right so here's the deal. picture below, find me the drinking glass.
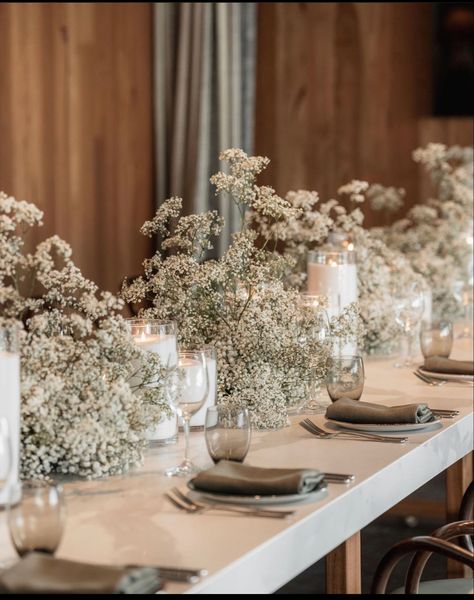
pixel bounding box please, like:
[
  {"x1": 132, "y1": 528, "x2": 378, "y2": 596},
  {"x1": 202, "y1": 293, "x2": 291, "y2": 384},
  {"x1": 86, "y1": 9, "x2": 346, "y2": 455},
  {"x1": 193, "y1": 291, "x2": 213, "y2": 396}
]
[
  {"x1": 204, "y1": 406, "x2": 251, "y2": 464},
  {"x1": 420, "y1": 320, "x2": 453, "y2": 359},
  {"x1": 165, "y1": 350, "x2": 209, "y2": 477},
  {"x1": 392, "y1": 282, "x2": 425, "y2": 368},
  {"x1": 0, "y1": 418, "x2": 12, "y2": 494},
  {"x1": 7, "y1": 481, "x2": 66, "y2": 557},
  {"x1": 326, "y1": 355, "x2": 365, "y2": 403},
  {"x1": 452, "y1": 279, "x2": 473, "y2": 339}
]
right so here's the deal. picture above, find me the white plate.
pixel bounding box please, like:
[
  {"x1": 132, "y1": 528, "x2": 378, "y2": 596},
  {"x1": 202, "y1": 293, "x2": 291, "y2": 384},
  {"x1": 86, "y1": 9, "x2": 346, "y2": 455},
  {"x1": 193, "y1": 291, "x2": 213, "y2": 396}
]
[
  {"x1": 187, "y1": 480, "x2": 328, "y2": 506},
  {"x1": 326, "y1": 417, "x2": 441, "y2": 433},
  {"x1": 418, "y1": 367, "x2": 474, "y2": 383}
]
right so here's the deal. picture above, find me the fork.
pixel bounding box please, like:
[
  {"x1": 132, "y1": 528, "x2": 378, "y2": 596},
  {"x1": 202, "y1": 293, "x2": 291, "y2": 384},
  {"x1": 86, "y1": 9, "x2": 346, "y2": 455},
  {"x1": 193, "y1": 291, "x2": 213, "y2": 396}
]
[
  {"x1": 413, "y1": 370, "x2": 446, "y2": 386},
  {"x1": 300, "y1": 418, "x2": 408, "y2": 444},
  {"x1": 167, "y1": 488, "x2": 295, "y2": 519},
  {"x1": 415, "y1": 370, "x2": 473, "y2": 386}
]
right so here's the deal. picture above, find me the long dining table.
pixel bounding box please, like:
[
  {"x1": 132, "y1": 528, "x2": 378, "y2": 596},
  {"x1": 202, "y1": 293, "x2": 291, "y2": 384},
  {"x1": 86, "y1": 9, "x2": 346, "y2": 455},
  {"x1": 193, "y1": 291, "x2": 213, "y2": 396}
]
[{"x1": 0, "y1": 337, "x2": 472, "y2": 594}]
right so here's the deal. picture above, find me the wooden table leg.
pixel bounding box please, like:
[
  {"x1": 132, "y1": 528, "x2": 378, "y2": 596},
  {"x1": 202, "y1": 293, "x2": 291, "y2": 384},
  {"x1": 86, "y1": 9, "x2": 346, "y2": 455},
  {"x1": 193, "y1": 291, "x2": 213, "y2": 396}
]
[
  {"x1": 446, "y1": 453, "x2": 473, "y2": 578},
  {"x1": 326, "y1": 531, "x2": 361, "y2": 594}
]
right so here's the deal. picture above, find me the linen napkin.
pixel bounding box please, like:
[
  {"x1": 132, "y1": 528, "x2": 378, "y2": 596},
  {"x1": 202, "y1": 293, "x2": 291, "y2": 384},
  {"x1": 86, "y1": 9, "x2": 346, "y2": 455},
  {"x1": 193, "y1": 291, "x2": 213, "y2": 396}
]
[
  {"x1": 325, "y1": 397, "x2": 434, "y2": 424},
  {"x1": 191, "y1": 460, "x2": 325, "y2": 496},
  {"x1": 0, "y1": 552, "x2": 163, "y2": 594},
  {"x1": 423, "y1": 356, "x2": 474, "y2": 376}
]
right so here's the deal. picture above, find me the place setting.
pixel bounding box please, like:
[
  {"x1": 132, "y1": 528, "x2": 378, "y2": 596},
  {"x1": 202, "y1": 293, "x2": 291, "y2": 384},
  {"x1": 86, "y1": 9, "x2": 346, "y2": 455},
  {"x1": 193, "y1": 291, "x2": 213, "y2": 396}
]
[
  {"x1": 299, "y1": 352, "x2": 450, "y2": 442},
  {"x1": 414, "y1": 319, "x2": 474, "y2": 386}
]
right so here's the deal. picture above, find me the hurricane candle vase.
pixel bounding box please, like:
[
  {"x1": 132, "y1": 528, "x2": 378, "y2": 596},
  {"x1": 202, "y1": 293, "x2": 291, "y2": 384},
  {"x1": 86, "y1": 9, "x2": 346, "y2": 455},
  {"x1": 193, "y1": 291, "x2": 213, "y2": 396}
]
[
  {"x1": 307, "y1": 249, "x2": 357, "y2": 354},
  {"x1": 127, "y1": 319, "x2": 179, "y2": 445},
  {"x1": 0, "y1": 324, "x2": 20, "y2": 507}
]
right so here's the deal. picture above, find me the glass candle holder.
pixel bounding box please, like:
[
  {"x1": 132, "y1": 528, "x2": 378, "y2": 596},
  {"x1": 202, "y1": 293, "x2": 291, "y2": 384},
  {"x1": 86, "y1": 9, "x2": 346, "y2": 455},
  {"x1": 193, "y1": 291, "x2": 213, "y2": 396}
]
[
  {"x1": 0, "y1": 323, "x2": 20, "y2": 507},
  {"x1": 307, "y1": 249, "x2": 357, "y2": 309},
  {"x1": 127, "y1": 319, "x2": 179, "y2": 446}
]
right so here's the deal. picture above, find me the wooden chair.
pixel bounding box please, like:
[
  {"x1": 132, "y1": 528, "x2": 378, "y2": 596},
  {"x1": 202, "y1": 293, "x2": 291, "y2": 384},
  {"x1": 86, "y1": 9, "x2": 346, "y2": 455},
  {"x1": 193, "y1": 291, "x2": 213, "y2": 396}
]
[{"x1": 371, "y1": 482, "x2": 474, "y2": 594}]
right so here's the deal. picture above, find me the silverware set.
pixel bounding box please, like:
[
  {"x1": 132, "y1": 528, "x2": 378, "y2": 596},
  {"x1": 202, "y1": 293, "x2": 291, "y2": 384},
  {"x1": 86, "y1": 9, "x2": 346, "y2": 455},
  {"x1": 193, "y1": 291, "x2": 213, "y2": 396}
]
[
  {"x1": 299, "y1": 418, "x2": 408, "y2": 444},
  {"x1": 413, "y1": 369, "x2": 473, "y2": 387},
  {"x1": 165, "y1": 487, "x2": 295, "y2": 519}
]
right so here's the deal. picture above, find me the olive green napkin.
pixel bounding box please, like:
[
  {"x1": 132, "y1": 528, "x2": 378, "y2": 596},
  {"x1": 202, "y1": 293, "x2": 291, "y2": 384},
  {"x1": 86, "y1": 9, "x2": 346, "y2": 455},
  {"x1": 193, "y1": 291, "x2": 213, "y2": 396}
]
[
  {"x1": 0, "y1": 552, "x2": 163, "y2": 594},
  {"x1": 326, "y1": 397, "x2": 434, "y2": 424},
  {"x1": 192, "y1": 460, "x2": 325, "y2": 495},
  {"x1": 423, "y1": 356, "x2": 474, "y2": 376}
]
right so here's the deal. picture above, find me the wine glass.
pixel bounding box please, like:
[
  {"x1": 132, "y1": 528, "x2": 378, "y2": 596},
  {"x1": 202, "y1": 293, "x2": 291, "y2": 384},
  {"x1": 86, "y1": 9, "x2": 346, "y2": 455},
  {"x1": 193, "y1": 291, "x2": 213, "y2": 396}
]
[
  {"x1": 452, "y1": 279, "x2": 473, "y2": 339},
  {"x1": 326, "y1": 355, "x2": 365, "y2": 402},
  {"x1": 0, "y1": 418, "x2": 12, "y2": 495},
  {"x1": 165, "y1": 350, "x2": 209, "y2": 477},
  {"x1": 7, "y1": 481, "x2": 66, "y2": 558},
  {"x1": 204, "y1": 406, "x2": 251, "y2": 464},
  {"x1": 294, "y1": 293, "x2": 332, "y2": 414},
  {"x1": 392, "y1": 282, "x2": 425, "y2": 368}
]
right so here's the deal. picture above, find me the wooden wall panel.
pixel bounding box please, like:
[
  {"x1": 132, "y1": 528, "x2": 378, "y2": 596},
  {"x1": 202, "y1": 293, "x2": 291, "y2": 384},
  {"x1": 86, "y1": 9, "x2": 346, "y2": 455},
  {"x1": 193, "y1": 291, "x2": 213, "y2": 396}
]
[
  {"x1": 417, "y1": 117, "x2": 474, "y2": 201},
  {"x1": 255, "y1": 3, "x2": 440, "y2": 227},
  {"x1": 0, "y1": 3, "x2": 154, "y2": 292}
]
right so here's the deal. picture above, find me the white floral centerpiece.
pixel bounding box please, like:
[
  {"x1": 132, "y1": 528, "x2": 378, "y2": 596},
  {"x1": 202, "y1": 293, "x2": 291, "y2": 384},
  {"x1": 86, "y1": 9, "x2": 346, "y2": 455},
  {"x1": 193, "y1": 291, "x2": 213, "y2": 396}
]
[
  {"x1": 122, "y1": 150, "x2": 360, "y2": 429},
  {"x1": 372, "y1": 143, "x2": 474, "y2": 319},
  {"x1": 0, "y1": 193, "x2": 171, "y2": 479},
  {"x1": 248, "y1": 180, "x2": 423, "y2": 355}
]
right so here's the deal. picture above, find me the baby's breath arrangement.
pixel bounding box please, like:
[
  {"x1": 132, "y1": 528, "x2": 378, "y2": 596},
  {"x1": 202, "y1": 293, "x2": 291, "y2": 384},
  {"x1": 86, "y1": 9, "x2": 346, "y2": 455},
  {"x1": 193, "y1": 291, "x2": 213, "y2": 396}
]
[
  {"x1": 248, "y1": 180, "x2": 422, "y2": 355},
  {"x1": 373, "y1": 144, "x2": 474, "y2": 319},
  {"x1": 0, "y1": 193, "x2": 170, "y2": 479},
  {"x1": 122, "y1": 149, "x2": 353, "y2": 429}
]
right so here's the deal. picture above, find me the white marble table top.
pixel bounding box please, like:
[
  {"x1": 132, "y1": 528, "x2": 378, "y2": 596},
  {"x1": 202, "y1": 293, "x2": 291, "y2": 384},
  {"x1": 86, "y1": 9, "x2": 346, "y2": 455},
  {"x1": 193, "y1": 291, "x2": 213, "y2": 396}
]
[{"x1": 0, "y1": 339, "x2": 472, "y2": 594}]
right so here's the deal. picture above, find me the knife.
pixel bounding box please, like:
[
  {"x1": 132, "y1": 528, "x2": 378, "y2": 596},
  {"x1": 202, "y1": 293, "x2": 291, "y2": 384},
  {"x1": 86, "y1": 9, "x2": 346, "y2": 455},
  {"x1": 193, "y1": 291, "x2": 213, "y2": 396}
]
[
  {"x1": 126, "y1": 565, "x2": 208, "y2": 584},
  {"x1": 323, "y1": 472, "x2": 355, "y2": 483}
]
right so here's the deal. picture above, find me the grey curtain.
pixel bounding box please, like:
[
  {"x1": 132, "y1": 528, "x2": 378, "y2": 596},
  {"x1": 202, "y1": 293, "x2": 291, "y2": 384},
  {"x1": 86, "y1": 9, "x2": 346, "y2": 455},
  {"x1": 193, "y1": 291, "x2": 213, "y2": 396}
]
[{"x1": 153, "y1": 2, "x2": 257, "y2": 256}]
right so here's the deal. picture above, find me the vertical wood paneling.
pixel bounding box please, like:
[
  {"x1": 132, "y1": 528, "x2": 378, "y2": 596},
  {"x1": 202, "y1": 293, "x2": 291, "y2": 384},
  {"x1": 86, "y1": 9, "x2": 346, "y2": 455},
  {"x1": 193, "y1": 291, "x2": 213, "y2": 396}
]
[
  {"x1": 255, "y1": 3, "x2": 438, "y2": 226},
  {"x1": 0, "y1": 3, "x2": 154, "y2": 292}
]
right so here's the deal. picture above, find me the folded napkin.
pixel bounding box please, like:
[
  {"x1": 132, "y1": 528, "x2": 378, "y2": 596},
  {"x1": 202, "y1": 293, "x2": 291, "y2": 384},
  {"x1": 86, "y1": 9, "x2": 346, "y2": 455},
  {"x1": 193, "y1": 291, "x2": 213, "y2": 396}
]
[
  {"x1": 423, "y1": 356, "x2": 474, "y2": 376},
  {"x1": 192, "y1": 460, "x2": 325, "y2": 496},
  {"x1": 0, "y1": 552, "x2": 163, "y2": 594},
  {"x1": 325, "y1": 397, "x2": 434, "y2": 424}
]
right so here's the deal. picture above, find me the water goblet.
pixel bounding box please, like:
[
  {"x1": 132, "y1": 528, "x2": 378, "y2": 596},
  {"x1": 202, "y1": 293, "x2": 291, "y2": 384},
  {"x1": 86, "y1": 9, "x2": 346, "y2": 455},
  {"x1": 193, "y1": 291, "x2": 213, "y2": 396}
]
[
  {"x1": 165, "y1": 350, "x2": 209, "y2": 477},
  {"x1": 326, "y1": 355, "x2": 365, "y2": 403},
  {"x1": 204, "y1": 406, "x2": 251, "y2": 464},
  {"x1": 392, "y1": 282, "x2": 425, "y2": 368},
  {"x1": 7, "y1": 480, "x2": 66, "y2": 558},
  {"x1": 420, "y1": 320, "x2": 453, "y2": 359}
]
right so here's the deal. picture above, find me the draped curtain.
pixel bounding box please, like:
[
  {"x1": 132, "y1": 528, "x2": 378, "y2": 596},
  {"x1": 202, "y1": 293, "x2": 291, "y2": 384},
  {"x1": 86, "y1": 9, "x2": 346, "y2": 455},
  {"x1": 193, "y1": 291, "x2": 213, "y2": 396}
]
[{"x1": 153, "y1": 2, "x2": 257, "y2": 255}]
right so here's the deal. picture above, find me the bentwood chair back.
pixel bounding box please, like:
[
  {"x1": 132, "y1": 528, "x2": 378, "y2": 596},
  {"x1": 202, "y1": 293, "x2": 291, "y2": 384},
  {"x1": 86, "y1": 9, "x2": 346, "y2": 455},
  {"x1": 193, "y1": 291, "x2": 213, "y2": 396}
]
[{"x1": 371, "y1": 482, "x2": 474, "y2": 594}]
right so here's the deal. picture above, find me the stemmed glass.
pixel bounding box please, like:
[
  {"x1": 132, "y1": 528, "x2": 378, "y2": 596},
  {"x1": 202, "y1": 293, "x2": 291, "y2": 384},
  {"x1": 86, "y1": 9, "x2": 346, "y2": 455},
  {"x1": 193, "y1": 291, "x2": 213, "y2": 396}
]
[
  {"x1": 165, "y1": 350, "x2": 209, "y2": 477},
  {"x1": 392, "y1": 282, "x2": 425, "y2": 368}
]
